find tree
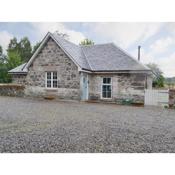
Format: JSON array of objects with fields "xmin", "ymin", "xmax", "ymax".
[
  {"xmin": 32, "ymin": 41, "xmax": 41, "ymax": 55},
  {"xmin": 19, "ymin": 37, "xmax": 32, "ymax": 62},
  {"xmin": 7, "ymin": 51, "xmax": 22, "ymax": 70},
  {"xmin": 7, "ymin": 37, "xmax": 32, "ymax": 63},
  {"xmin": 0, "ymin": 45, "xmax": 7, "ymax": 63},
  {"xmin": 146, "ymin": 63, "xmax": 165, "ymax": 88},
  {"xmin": 7, "ymin": 37, "xmax": 19, "ymax": 53},
  {"xmin": 79, "ymin": 38, "xmax": 94, "ymax": 45}
]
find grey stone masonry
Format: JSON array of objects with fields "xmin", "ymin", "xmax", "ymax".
[
  {"xmin": 12, "ymin": 38, "xmax": 80, "ymax": 99},
  {"xmin": 11, "ymin": 74, "xmax": 27, "ymax": 85},
  {"xmin": 0, "ymin": 84, "xmax": 25, "ymax": 97},
  {"xmin": 88, "ymin": 73, "xmax": 148, "ymax": 103}
]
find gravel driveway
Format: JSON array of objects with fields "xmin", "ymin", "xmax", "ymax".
[{"xmin": 0, "ymin": 96, "xmax": 175, "ymax": 153}]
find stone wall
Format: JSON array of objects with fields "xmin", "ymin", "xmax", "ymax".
[
  {"xmin": 11, "ymin": 74, "xmax": 27, "ymax": 85},
  {"xmin": 23, "ymin": 37, "xmax": 80, "ymax": 99},
  {"xmin": 0, "ymin": 84, "xmax": 25, "ymax": 97},
  {"xmin": 88, "ymin": 73, "xmax": 149, "ymax": 103},
  {"xmin": 169, "ymin": 89, "xmax": 175, "ymax": 108}
]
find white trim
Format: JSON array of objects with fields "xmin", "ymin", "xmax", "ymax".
[
  {"xmin": 45, "ymin": 71, "xmax": 58, "ymax": 89},
  {"xmin": 78, "ymin": 68, "xmax": 92, "ymax": 73},
  {"xmin": 101, "ymin": 77, "xmax": 112, "ymax": 100}
]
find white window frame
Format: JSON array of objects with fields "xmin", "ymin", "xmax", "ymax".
[
  {"xmin": 45, "ymin": 72, "xmax": 58, "ymax": 89},
  {"xmin": 101, "ymin": 77, "xmax": 112, "ymax": 99}
]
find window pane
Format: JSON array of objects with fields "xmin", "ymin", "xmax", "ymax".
[
  {"xmin": 47, "ymin": 80, "xmax": 51, "ymax": 87},
  {"xmin": 102, "ymin": 85, "xmax": 111, "ymax": 98},
  {"xmin": 53, "ymin": 72, "xmax": 57, "ymax": 79},
  {"xmin": 103, "ymin": 77, "xmax": 111, "ymax": 84},
  {"xmin": 102, "ymin": 91, "xmax": 106, "ymax": 98},
  {"xmin": 107, "ymin": 85, "xmax": 111, "ymax": 91},
  {"xmin": 47, "ymin": 72, "xmax": 51, "ymax": 79},
  {"xmin": 103, "ymin": 85, "xmax": 107, "ymax": 91},
  {"xmin": 53, "ymin": 80, "xmax": 57, "ymax": 88},
  {"xmin": 103, "ymin": 78, "xmax": 106, "ymax": 84},
  {"xmin": 107, "ymin": 91, "xmax": 111, "ymax": 98},
  {"xmin": 106, "ymin": 78, "xmax": 111, "ymax": 84}
]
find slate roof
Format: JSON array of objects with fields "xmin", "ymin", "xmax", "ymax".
[
  {"xmin": 9, "ymin": 32, "xmax": 150, "ymax": 73},
  {"xmin": 52, "ymin": 33, "xmax": 91, "ymax": 70},
  {"xmin": 81, "ymin": 43, "xmax": 149, "ymax": 71},
  {"xmin": 8, "ymin": 63, "xmax": 27, "ymax": 74}
]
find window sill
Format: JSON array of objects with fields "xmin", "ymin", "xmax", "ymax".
[{"xmin": 45, "ymin": 88, "xmax": 58, "ymax": 91}]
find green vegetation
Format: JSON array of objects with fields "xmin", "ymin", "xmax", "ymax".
[
  {"xmin": 146, "ymin": 63, "xmax": 165, "ymax": 88},
  {"xmin": 0, "ymin": 37, "xmax": 40, "ymax": 83},
  {"xmin": 80, "ymin": 38, "xmax": 94, "ymax": 45}
]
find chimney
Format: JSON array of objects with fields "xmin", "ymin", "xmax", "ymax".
[{"xmin": 138, "ymin": 45, "xmax": 141, "ymax": 61}]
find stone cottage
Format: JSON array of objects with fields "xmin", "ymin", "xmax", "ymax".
[{"xmin": 9, "ymin": 32, "xmax": 152, "ymax": 103}]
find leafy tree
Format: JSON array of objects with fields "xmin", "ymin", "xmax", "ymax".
[
  {"xmin": 32, "ymin": 41, "xmax": 41, "ymax": 55},
  {"xmin": 7, "ymin": 37, "xmax": 19, "ymax": 53},
  {"xmin": 80, "ymin": 38, "xmax": 94, "ymax": 45},
  {"xmin": 7, "ymin": 37, "xmax": 32, "ymax": 63},
  {"xmin": 19, "ymin": 37, "xmax": 32, "ymax": 62},
  {"xmin": 0, "ymin": 45, "xmax": 7, "ymax": 63},
  {"xmin": 146, "ymin": 63, "xmax": 165, "ymax": 88},
  {"xmin": 0, "ymin": 63, "xmax": 11, "ymax": 83},
  {"xmin": 0, "ymin": 46, "xmax": 9, "ymax": 83},
  {"xmin": 7, "ymin": 51, "xmax": 22, "ymax": 70}
]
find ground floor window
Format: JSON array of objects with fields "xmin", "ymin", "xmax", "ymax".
[
  {"xmin": 102, "ymin": 77, "xmax": 112, "ymax": 98},
  {"xmin": 45, "ymin": 72, "xmax": 58, "ymax": 88}
]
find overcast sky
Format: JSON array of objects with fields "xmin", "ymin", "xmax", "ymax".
[{"xmin": 0, "ymin": 22, "xmax": 175, "ymax": 77}]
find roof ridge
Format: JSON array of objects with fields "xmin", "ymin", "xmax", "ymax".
[
  {"xmin": 81, "ymin": 42, "xmax": 113, "ymax": 47},
  {"xmin": 52, "ymin": 33, "xmax": 78, "ymax": 46}
]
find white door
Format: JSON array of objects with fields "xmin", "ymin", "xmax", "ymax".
[{"xmin": 81, "ymin": 73, "xmax": 88, "ymax": 100}]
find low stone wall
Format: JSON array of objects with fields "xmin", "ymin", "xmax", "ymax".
[
  {"xmin": 169, "ymin": 89, "xmax": 175, "ymax": 108},
  {"xmin": 0, "ymin": 84, "xmax": 25, "ymax": 97}
]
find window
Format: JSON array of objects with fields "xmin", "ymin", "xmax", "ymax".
[
  {"xmin": 102, "ymin": 77, "xmax": 112, "ymax": 98},
  {"xmin": 46, "ymin": 72, "xmax": 58, "ymax": 88}
]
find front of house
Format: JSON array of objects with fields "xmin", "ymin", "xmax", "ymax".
[{"xmin": 9, "ymin": 32, "xmax": 152, "ymax": 103}]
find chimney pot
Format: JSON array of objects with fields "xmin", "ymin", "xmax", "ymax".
[{"xmin": 138, "ymin": 45, "xmax": 141, "ymax": 61}]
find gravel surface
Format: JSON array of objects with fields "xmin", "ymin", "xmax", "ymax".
[{"xmin": 0, "ymin": 96, "xmax": 175, "ymax": 153}]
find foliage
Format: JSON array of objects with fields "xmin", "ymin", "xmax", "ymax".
[
  {"xmin": 79, "ymin": 38, "xmax": 94, "ymax": 45},
  {"xmin": 19, "ymin": 37, "xmax": 32, "ymax": 62},
  {"xmin": 0, "ymin": 63, "xmax": 11, "ymax": 83},
  {"xmin": 32, "ymin": 42, "xmax": 41, "ymax": 55},
  {"xmin": 7, "ymin": 51, "xmax": 22, "ymax": 70},
  {"xmin": 0, "ymin": 45, "xmax": 7, "ymax": 64},
  {"xmin": 7, "ymin": 37, "xmax": 32, "ymax": 63},
  {"xmin": 146, "ymin": 63, "xmax": 165, "ymax": 88}
]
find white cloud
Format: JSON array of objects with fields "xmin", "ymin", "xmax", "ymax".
[
  {"xmin": 0, "ymin": 31, "xmax": 13, "ymax": 53},
  {"xmin": 31, "ymin": 23, "xmax": 85, "ymax": 44},
  {"xmin": 150, "ymin": 37, "xmax": 174, "ymax": 54},
  {"xmin": 131, "ymin": 47, "xmax": 155, "ymax": 64},
  {"xmin": 86, "ymin": 22, "xmax": 163, "ymax": 48},
  {"xmin": 131, "ymin": 47, "xmax": 175, "ymax": 77},
  {"xmin": 157, "ymin": 53, "xmax": 175, "ymax": 77}
]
